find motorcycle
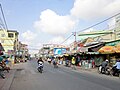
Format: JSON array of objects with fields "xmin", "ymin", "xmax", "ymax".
[
  {"xmin": 98, "ymin": 65, "xmax": 111, "ymax": 75},
  {"xmin": 111, "ymin": 66, "xmax": 120, "ymax": 78},
  {"xmin": 37, "ymin": 61, "xmax": 43, "ymax": 73}
]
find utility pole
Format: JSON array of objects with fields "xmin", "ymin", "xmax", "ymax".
[{"xmin": 72, "ymin": 32, "xmax": 77, "ymax": 51}]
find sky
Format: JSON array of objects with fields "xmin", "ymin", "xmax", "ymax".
[{"xmin": 0, "ymin": 0, "xmax": 120, "ymax": 54}]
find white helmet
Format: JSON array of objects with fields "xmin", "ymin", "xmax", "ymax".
[{"xmin": 106, "ymin": 59, "xmax": 108, "ymax": 62}]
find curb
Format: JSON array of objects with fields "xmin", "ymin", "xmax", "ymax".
[{"xmin": 1, "ymin": 70, "xmax": 16, "ymax": 90}]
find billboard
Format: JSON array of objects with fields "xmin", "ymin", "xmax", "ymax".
[{"xmin": 54, "ymin": 48, "xmax": 66, "ymax": 55}]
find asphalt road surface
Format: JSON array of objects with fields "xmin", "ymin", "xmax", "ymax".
[{"xmin": 9, "ymin": 59, "xmax": 120, "ymax": 90}]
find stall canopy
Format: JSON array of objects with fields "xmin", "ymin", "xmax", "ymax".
[
  {"xmin": 98, "ymin": 46, "xmax": 115, "ymax": 54},
  {"xmin": 115, "ymin": 43, "xmax": 120, "ymax": 53}
]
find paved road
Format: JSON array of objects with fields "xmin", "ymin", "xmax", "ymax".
[{"xmin": 9, "ymin": 60, "xmax": 120, "ymax": 90}]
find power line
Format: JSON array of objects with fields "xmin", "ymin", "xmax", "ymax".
[
  {"xmin": 61, "ymin": 12, "xmax": 120, "ymax": 44},
  {"xmin": 0, "ymin": 4, "xmax": 8, "ymax": 31},
  {"xmin": 77, "ymin": 12, "xmax": 120, "ymax": 33},
  {"xmin": 0, "ymin": 3, "xmax": 14, "ymax": 45},
  {"xmin": 60, "ymin": 33, "xmax": 73, "ymax": 44}
]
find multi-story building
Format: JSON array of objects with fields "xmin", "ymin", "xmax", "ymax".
[
  {"xmin": 0, "ymin": 29, "xmax": 19, "ymax": 54},
  {"xmin": 15, "ymin": 41, "xmax": 29, "ymax": 62}
]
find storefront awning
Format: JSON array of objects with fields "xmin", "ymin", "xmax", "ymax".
[
  {"xmin": 78, "ymin": 42, "xmax": 105, "ymax": 52},
  {"xmin": 115, "ymin": 46, "xmax": 120, "ymax": 53},
  {"xmin": 98, "ymin": 46, "xmax": 115, "ymax": 54}
]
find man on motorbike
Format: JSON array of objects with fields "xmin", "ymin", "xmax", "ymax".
[
  {"xmin": 101, "ymin": 59, "xmax": 109, "ymax": 74},
  {"xmin": 37, "ymin": 57, "xmax": 44, "ymax": 64},
  {"xmin": 112, "ymin": 60, "xmax": 120, "ymax": 76},
  {"xmin": 37, "ymin": 58, "xmax": 44, "ymax": 73}
]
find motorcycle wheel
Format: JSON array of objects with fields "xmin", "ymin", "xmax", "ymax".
[
  {"xmin": 38, "ymin": 68, "xmax": 42, "ymax": 73},
  {"xmin": 98, "ymin": 66, "xmax": 102, "ymax": 74},
  {"xmin": 118, "ymin": 73, "xmax": 120, "ymax": 79}
]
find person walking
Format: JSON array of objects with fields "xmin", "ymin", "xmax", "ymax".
[{"xmin": 71, "ymin": 57, "xmax": 76, "ymax": 70}]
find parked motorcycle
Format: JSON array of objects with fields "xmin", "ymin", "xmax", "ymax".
[{"xmin": 37, "ymin": 62, "xmax": 43, "ymax": 73}]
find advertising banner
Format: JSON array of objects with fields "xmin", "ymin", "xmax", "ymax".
[{"xmin": 54, "ymin": 48, "xmax": 66, "ymax": 55}]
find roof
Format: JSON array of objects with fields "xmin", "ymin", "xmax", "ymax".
[
  {"xmin": 78, "ymin": 30, "xmax": 113, "ymax": 36},
  {"xmin": 7, "ymin": 30, "xmax": 19, "ymax": 34},
  {"xmin": 78, "ymin": 30, "xmax": 113, "ymax": 41},
  {"xmin": 78, "ymin": 42, "xmax": 105, "ymax": 52}
]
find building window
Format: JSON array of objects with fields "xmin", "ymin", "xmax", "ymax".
[
  {"xmin": 1, "ymin": 34, "xmax": 5, "ymax": 37},
  {"xmin": 8, "ymin": 33, "xmax": 14, "ymax": 38}
]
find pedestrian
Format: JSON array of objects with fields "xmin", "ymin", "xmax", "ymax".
[
  {"xmin": 71, "ymin": 57, "xmax": 76, "ymax": 70},
  {"xmin": 92, "ymin": 60, "xmax": 95, "ymax": 68}
]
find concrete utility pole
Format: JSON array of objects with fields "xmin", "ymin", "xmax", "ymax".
[
  {"xmin": 72, "ymin": 32, "xmax": 77, "ymax": 51},
  {"xmin": 72, "ymin": 32, "xmax": 76, "ymax": 42}
]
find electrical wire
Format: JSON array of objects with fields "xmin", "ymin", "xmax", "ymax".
[
  {"xmin": 60, "ymin": 33, "xmax": 73, "ymax": 44},
  {"xmin": 77, "ymin": 12, "xmax": 120, "ymax": 33},
  {"xmin": 0, "ymin": 3, "xmax": 15, "ymax": 45},
  {"xmin": 60, "ymin": 12, "xmax": 120, "ymax": 45},
  {"xmin": 0, "ymin": 4, "xmax": 8, "ymax": 31}
]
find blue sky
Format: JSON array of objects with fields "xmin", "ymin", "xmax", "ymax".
[{"xmin": 1, "ymin": 0, "xmax": 120, "ymax": 54}]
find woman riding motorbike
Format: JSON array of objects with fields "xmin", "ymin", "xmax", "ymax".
[{"xmin": 112, "ymin": 60, "xmax": 120, "ymax": 76}]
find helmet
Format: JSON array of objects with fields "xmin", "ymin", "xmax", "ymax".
[{"xmin": 106, "ymin": 59, "xmax": 108, "ymax": 62}]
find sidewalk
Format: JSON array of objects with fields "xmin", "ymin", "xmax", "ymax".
[{"xmin": 0, "ymin": 64, "xmax": 20, "ymax": 90}]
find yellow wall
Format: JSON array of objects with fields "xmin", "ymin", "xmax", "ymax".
[{"xmin": 0, "ymin": 29, "xmax": 18, "ymax": 53}]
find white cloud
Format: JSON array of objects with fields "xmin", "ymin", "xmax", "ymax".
[
  {"xmin": 71, "ymin": 0, "xmax": 120, "ymax": 20},
  {"xmin": 49, "ymin": 36, "xmax": 64, "ymax": 44},
  {"xmin": 21, "ymin": 30, "xmax": 43, "ymax": 49},
  {"xmin": 21, "ymin": 30, "xmax": 38, "ymax": 52},
  {"xmin": 34, "ymin": 9, "xmax": 76, "ymax": 35},
  {"xmin": 21, "ymin": 30, "xmax": 37, "ymax": 41},
  {"xmin": 48, "ymin": 36, "xmax": 74, "ymax": 47},
  {"xmin": 31, "ymin": 0, "xmax": 120, "ymax": 51}
]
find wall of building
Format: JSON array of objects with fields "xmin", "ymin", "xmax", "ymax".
[{"xmin": 0, "ymin": 29, "xmax": 19, "ymax": 54}]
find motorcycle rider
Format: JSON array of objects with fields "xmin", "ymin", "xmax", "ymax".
[
  {"xmin": 101, "ymin": 59, "xmax": 109, "ymax": 74},
  {"xmin": 37, "ymin": 57, "xmax": 44, "ymax": 64},
  {"xmin": 112, "ymin": 59, "xmax": 120, "ymax": 76},
  {"xmin": 37, "ymin": 58, "xmax": 44, "ymax": 68},
  {"xmin": 37, "ymin": 57, "xmax": 44, "ymax": 72}
]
